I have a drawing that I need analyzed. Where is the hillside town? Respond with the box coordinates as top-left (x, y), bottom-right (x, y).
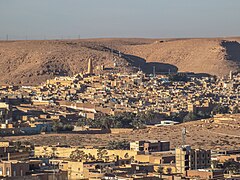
top-left (0, 59), bottom-right (238, 179)
top-left (0, 59), bottom-right (239, 135)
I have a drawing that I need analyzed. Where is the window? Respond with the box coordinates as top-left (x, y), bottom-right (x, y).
top-left (6, 167), bottom-right (10, 176)
top-left (0, 167), bottom-right (2, 175)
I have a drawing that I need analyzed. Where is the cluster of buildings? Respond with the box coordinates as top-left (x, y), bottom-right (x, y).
top-left (0, 60), bottom-right (238, 179)
top-left (0, 139), bottom-right (239, 179)
top-left (0, 59), bottom-right (239, 135)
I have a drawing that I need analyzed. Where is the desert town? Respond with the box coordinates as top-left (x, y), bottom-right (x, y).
top-left (0, 59), bottom-right (238, 179)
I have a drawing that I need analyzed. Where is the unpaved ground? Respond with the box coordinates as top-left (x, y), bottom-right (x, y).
top-left (3, 118), bottom-right (240, 150)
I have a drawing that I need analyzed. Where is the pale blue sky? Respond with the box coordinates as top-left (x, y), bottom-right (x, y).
top-left (0, 0), bottom-right (240, 39)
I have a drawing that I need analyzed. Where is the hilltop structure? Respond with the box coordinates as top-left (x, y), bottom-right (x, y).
top-left (87, 58), bottom-right (93, 75)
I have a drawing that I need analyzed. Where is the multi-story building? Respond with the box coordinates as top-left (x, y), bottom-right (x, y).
top-left (130, 140), bottom-right (170, 153)
top-left (175, 145), bottom-right (211, 174)
top-left (0, 160), bottom-right (29, 177)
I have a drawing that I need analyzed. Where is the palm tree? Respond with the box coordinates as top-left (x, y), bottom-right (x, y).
top-left (42, 147), bottom-right (48, 158)
top-left (97, 149), bottom-right (108, 160)
top-left (14, 141), bottom-right (22, 151)
top-left (70, 149), bottom-right (87, 162)
top-left (130, 156), bottom-right (135, 163)
top-left (223, 160), bottom-right (240, 174)
top-left (211, 160), bottom-right (219, 169)
top-left (88, 153), bottom-right (96, 161)
top-left (166, 167), bottom-right (172, 175)
top-left (51, 147), bottom-right (58, 158)
top-left (157, 166), bottom-right (164, 179)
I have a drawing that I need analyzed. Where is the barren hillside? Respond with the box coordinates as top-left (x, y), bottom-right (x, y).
top-left (117, 38), bottom-right (240, 76)
top-left (0, 38), bottom-right (239, 85)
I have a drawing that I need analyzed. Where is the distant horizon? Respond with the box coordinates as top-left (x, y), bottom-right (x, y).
top-left (1, 35), bottom-right (240, 41)
top-left (1, 0), bottom-right (240, 40)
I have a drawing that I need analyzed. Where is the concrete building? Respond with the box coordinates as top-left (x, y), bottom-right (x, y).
top-left (130, 140), bottom-right (170, 153)
top-left (175, 146), bottom-right (211, 174)
top-left (0, 160), bottom-right (29, 177)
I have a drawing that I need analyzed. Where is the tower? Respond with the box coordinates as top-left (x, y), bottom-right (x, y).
top-left (87, 58), bottom-right (93, 74)
top-left (229, 70), bottom-right (233, 80)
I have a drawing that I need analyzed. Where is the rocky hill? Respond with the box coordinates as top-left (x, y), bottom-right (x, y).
top-left (0, 38), bottom-right (239, 85)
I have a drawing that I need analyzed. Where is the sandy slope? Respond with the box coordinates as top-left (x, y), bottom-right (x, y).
top-left (0, 38), bottom-right (239, 85)
top-left (117, 38), bottom-right (240, 76)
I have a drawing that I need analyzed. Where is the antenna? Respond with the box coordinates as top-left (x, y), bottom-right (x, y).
top-left (182, 127), bottom-right (186, 146)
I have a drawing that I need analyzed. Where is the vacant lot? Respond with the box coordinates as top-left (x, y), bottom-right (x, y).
top-left (3, 118), bottom-right (240, 150)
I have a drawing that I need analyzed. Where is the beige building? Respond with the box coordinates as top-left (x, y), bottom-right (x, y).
top-left (130, 140), bottom-right (170, 153)
top-left (0, 160), bottom-right (29, 177)
top-left (175, 146), bottom-right (211, 174)
top-left (59, 160), bottom-right (115, 179)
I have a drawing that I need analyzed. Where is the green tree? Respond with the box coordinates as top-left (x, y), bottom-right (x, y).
top-left (157, 166), bottom-right (164, 179)
top-left (40, 126), bottom-right (48, 133)
top-left (232, 106), bottom-right (239, 114)
top-left (76, 117), bottom-right (88, 126)
top-left (70, 149), bottom-right (88, 162)
top-left (97, 149), bottom-right (108, 160)
top-left (42, 147), bottom-right (49, 158)
top-left (14, 141), bottom-right (22, 151)
top-left (223, 160), bottom-right (240, 174)
top-left (211, 160), bottom-right (220, 169)
top-left (107, 140), bottom-right (130, 150)
top-left (183, 112), bottom-right (198, 122)
top-left (166, 168), bottom-right (172, 175)
top-left (213, 104), bottom-right (229, 114)
top-left (132, 117), bottom-right (145, 129)
top-left (51, 147), bottom-right (58, 158)
top-left (87, 153), bottom-right (96, 161)
top-left (197, 111), bottom-right (210, 119)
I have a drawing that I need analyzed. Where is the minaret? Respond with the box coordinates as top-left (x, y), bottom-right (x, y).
top-left (87, 58), bottom-right (93, 74)
top-left (229, 70), bottom-right (233, 80)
